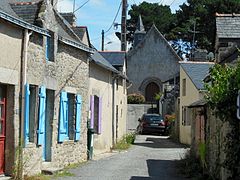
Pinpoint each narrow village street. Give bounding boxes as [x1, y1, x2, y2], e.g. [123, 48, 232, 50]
[58, 135, 188, 180]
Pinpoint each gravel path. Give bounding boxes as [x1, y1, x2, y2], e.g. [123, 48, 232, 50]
[57, 135, 189, 180]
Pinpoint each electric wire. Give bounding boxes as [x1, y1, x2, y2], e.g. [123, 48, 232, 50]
[104, 1, 122, 33]
[74, 0, 91, 13]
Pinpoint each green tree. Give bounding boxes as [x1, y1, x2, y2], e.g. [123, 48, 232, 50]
[173, 0, 240, 51]
[127, 0, 240, 51]
[127, 1, 176, 43]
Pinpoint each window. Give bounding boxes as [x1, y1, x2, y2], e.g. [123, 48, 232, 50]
[182, 106, 191, 126]
[58, 92, 82, 142]
[90, 95, 102, 134]
[45, 36, 54, 62]
[182, 78, 186, 96]
[29, 85, 38, 143]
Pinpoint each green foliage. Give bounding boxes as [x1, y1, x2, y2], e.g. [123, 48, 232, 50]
[127, 93, 145, 104]
[205, 63, 240, 121]
[127, 0, 240, 51]
[154, 92, 163, 101]
[174, 0, 240, 51]
[127, 2, 176, 42]
[204, 61, 240, 178]
[198, 143, 206, 168]
[113, 133, 136, 150]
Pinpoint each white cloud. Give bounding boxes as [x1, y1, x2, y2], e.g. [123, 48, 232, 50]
[57, 0, 73, 12]
[104, 33, 121, 51]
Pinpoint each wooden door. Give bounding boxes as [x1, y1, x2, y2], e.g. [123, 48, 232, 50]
[0, 98, 6, 174]
[145, 82, 159, 102]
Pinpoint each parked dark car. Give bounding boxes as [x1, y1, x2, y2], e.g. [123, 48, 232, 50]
[137, 114, 166, 135]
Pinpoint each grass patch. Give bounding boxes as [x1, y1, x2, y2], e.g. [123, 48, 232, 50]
[53, 170, 74, 178]
[113, 133, 136, 150]
[24, 174, 51, 180]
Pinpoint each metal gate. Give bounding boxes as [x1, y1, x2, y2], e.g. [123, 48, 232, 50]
[0, 98, 6, 174]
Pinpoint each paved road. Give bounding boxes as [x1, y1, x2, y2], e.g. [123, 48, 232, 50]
[58, 135, 189, 180]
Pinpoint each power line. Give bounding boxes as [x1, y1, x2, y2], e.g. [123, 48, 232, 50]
[74, 0, 91, 13]
[104, 1, 122, 33]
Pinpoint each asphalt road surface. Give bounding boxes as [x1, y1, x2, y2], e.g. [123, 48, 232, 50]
[58, 135, 189, 180]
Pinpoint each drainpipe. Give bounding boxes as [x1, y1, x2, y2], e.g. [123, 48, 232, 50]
[111, 73, 118, 147]
[18, 29, 32, 179]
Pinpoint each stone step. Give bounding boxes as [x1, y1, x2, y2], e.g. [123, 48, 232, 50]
[41, 162, 63, 175]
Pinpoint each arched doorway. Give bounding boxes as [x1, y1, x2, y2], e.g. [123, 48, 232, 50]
[145, 82, 160, 102]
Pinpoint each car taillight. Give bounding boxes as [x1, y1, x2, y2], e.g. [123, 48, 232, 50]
[143, 122, 147, 127]
[159, 121, 165, 126]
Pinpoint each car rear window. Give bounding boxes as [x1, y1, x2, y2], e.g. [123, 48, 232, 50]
[144, 115, 163, 122]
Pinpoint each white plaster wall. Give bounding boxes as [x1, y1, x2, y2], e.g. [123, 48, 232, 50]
[89, 63, 113, 155]
[179, 66, 201, 145]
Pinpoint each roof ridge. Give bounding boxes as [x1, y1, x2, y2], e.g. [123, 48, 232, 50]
[180, 61, 215, 64]
[216, 12, 240, 17]
[11, 1, 41, 5]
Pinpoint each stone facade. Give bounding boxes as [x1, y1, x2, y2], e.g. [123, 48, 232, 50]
[23, 28, 89, 175]
[127, 24, 180, 102]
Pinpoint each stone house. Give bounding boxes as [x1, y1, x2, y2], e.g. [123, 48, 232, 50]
[215, 13, 240, 64]
[187, 14, 240, 179]
[99, 51, 127, 144]
[0, 0, 93, 176]
[179, 62, 214, 145]
[127, 16, 181, 103]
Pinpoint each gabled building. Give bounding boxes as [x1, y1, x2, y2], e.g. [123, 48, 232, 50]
[179, 62, 214, 145]
[0, 0, 94, 176]
[127, 16, 181, 103]
[99, 51, 127, 144]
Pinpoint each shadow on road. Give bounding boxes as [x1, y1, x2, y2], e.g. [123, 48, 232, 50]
[129, 159, 187, 180]
[134, 136, 188, 149]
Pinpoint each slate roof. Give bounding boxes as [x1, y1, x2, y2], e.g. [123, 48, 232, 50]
[10, 2, 41, 24]
[180, 62, 214, 90]
[216, 13, 240, 38]
[72, 27, 86, 41]
[99, 51, 126, 66]
[90, 52, 118, 73]
[0, 0, 19, 17]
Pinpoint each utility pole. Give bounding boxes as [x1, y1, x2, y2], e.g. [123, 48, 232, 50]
[101, 30, 104, 51]
[121, 0, 127, 51]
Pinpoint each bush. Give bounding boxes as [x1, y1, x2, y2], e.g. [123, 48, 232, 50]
[127, 93, 145, 104]
[113, 133, 136, 150]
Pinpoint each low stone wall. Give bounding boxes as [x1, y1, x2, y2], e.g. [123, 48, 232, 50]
[127, 104, 157, 133]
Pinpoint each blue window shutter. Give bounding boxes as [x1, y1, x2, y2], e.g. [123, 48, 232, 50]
[90, 95, 94, 129]
[24, 83, 30, 145]
[38, 86, 46, 146]
[75, 95, 82, 141]
[58, 91, 68, 142]
[98, 97, 102, 134]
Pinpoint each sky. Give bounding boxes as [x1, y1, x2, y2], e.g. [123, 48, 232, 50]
[57, 0, 187, 51]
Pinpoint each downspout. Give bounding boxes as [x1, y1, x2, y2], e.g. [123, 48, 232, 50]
[111, 73, 118, 147]
[18, 29, 32, 179]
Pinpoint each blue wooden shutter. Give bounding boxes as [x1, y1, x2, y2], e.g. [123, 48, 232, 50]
[58, 91, 68, 142]
[75, 95, 82, 141]
[90, 95, 94, 129]
[98, 97, 102, 134]
[38, 86, 46, 145]
[24, 83, 30, 145]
